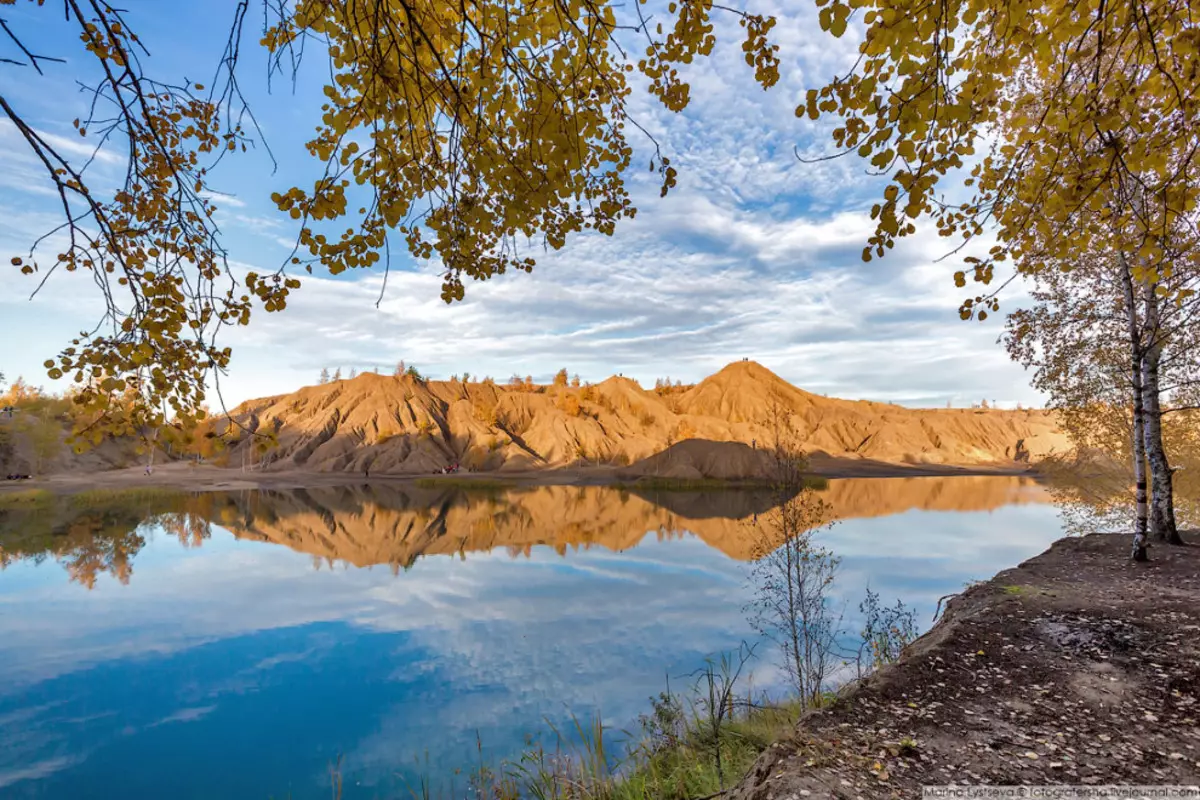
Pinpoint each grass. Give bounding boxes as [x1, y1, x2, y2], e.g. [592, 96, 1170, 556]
[612, 699, 806, 800]
[66, 487, 188, 508]
[0, 488, 53, 510]
[331, 697, 807, 800]
[413, 477, 515, 491]
[0, 486, 188, 513]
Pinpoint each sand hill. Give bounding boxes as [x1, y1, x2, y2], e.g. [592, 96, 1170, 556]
[212, 361, 1067, 477]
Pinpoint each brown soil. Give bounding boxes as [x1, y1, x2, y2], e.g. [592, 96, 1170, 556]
[208, 361, 1067, 475]
[731, 534, 1200, 799]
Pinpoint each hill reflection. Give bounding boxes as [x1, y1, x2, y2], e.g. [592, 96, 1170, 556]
[1, 476, 1050, 587]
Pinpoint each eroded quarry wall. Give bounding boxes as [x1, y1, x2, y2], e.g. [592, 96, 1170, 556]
[215, 362, 1068, 476]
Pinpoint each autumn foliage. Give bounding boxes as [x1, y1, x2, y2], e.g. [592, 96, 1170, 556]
[803, 0, 1200, 318]
[2, 0, 780, 437]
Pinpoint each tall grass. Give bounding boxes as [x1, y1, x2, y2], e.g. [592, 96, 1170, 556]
[66, 487, 189, 508]
[0, 488, 53, 510]
[0, 486, 188, 512]
[327, 698, 805, 800]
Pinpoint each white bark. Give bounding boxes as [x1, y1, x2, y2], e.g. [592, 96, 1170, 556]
[1120, 254, 1149, 561]
[1140, 282, 1181, 544]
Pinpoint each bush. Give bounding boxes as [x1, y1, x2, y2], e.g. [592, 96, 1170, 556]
[472, 396, 500, 427]
[556, 392, 583, 417]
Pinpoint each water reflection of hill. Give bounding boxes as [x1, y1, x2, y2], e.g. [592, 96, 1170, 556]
[0, 476, 1050, 587]
[213, 476, 1050, 568]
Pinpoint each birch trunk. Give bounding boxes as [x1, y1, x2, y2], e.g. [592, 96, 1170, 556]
[1119, 254, 1149, 561]
[145, 427, 158, 472]
[1140, 282, 1182, 544]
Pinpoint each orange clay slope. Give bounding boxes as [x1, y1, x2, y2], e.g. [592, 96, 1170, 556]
[213, 361, 1068, 478]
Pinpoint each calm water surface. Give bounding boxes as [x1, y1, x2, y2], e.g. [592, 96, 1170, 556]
[0, 477, 1064, 799]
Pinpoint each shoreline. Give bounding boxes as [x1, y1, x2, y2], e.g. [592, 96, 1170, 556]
[728, 533, 1200, 797]
[0, 458, 1043, 498]
[5, 458, 1192, 792]
[440, 533, 1199, 800]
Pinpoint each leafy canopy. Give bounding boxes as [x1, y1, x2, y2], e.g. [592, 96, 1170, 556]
[803, 0, 1200, 318]
[2, 0, 779, 438]
[261, 0, 779, 302]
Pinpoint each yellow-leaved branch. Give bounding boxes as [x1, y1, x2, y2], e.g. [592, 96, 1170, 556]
[802, 0, 1200, 319]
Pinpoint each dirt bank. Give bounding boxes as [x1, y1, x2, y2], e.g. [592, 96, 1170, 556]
[731, 534, 1200, 799]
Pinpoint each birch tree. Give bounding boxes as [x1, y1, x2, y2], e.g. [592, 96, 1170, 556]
[745, 492, 842, 705]
[1120, 256, 1151, 559]
[1139, 280, 1189, 544]
[1005, 254, 1200, 555]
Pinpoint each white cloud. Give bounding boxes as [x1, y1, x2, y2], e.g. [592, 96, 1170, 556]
[199, 190, 247, 208]
[0, 119, 124, 167]
[200, 210, 1041, 409]
[0, 0, 1044, 412]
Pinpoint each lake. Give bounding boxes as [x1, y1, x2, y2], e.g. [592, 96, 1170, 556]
[0, 476, 1065, 799]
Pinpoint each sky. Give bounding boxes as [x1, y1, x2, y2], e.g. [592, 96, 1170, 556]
[0, 0, 1042, 411]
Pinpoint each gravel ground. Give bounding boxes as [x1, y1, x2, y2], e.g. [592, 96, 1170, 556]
[731, 533, 1200, 799]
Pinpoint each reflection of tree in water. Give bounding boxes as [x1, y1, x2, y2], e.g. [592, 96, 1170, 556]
[156, 512, 213, 548]
[744, 488, 919, 705]
[0, 506, 149, 589]
[1042, 435, 1200, 537]
[59, 517, 144, 589]
[0, 492, 214, 589]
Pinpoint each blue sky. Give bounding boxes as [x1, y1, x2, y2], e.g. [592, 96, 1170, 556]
[0, 1, 1041, 410]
